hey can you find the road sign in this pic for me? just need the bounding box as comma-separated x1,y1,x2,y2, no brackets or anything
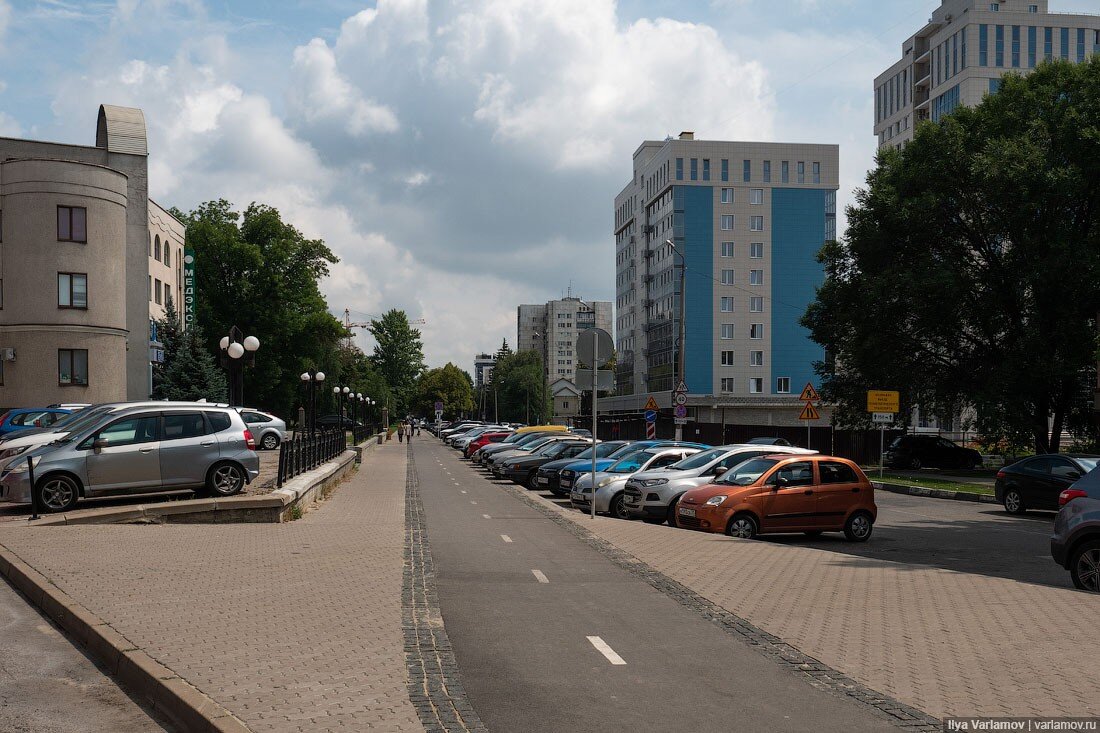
674,405,687,419
674,392,688,406
799,403,821,421
576,328,614,368
643,396,660,412
576,369,614,391
673,380,688,395
674,417,688,425
799,383,820,402
434,401,443,412
645,421,656,439
644,410,657,423
872,412,894,424
867,390,900,413
435,409,444,420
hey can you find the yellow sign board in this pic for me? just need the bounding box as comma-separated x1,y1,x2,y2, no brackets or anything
643,396,660,412
799,383,820,402
867,390,900,413
799,403,820,421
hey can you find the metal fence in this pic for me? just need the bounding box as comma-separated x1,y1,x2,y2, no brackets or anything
351,425,375,444
276,429,348,488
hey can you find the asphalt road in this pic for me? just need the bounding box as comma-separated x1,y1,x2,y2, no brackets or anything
414,439,891,733
0,577,171,733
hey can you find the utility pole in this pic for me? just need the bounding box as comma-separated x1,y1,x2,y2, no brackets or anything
667,239,687,441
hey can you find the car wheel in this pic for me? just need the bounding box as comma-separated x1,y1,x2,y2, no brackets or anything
967,457,981,470
609,493,629,520
1003,488,1026,515
909,458,922,470
35,474,80,513
726,513,758,539
843,511,874,542
207,462,245,497
666,496,684,526
261,433,280,451
527,472,540,490
1070,540,1100,593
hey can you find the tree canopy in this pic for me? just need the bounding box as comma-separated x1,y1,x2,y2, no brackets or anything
415,363,474,420
490,350,551,424
803,59,1100,453
369,309,426,417
152,297,227,402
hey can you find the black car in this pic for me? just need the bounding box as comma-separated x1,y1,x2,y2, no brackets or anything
746,437,792,446
883,435,982,470
315,415,363,430
535,441,630,496
499,440,593,489
996,454,1100,514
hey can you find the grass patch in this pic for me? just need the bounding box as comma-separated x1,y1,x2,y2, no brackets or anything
871,471,995,496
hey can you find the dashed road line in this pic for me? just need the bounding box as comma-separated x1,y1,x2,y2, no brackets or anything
531,569,549,584
500,535,513,543
482,514,491,519
587,636,626,665
470,501,477,505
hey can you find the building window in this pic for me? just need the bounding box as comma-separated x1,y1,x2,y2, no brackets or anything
742,160,751,183
990,2,999,10
155,278,162,305
58,349,89,386
721,188,734,204
721,242,735,257
57,206,87,243
1028,4,1037,12
721,269,735,285
932,84,961,122
676,158,684,180
1045,27,1053,60
781,161,789,183
750,296,763,312
721,351,735,366
164,283,171,306
750,351,763,367
980,24,989,65
57,272,88,309
720,297,734,312
1078,28,1086,62
721,159,729,182
154,235,161,262
1029,25,1037,67
812,162,821,184
750,189,764,205
749,378,763,394
1060,27,1069,60
164,244,170,266
749,269,764,286
721,215,734,230
989,78,1002,93
797,162,805,184
721,378,735,393
763,160,771,183
776,377,791,394
721,324,735,339
750,216,764,231
690,158,698,180
1012,25,1020,67
749,323,763,339
750,242,764,258
702,159,711,181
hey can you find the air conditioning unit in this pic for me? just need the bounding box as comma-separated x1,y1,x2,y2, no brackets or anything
0,348,14,361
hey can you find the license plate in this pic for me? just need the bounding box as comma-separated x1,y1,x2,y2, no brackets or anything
538,477,549,485
678,507,696,517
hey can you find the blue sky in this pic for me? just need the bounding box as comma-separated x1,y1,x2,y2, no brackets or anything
2,0,1096,370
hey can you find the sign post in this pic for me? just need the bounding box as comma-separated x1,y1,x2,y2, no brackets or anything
798,383,821,450
672,380,688,441
643,396,659,440
577,328,614,519
867,391,900,479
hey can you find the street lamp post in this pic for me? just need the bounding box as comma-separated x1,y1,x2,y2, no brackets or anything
299,369,326,436
334,386,350,432
219,326,260,407
666,239,687,441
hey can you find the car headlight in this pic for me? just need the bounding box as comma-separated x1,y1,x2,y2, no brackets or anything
705,495,727,506
597,477,616,488
640,478,668,487
0,445,30,460
9,455,41,473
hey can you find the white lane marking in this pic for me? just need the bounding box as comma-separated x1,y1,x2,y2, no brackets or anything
501,535,513,543
531,569,549,584
482,514,492,519
460,490,467,494
587,636,626,665
470,501,477,505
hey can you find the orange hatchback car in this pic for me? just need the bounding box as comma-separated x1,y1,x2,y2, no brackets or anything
675,454,877,541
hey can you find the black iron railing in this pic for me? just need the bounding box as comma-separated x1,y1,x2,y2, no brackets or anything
351,425,374,444
276,429,348,488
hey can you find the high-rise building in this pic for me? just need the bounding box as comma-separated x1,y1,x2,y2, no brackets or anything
875,0,1100,150
611,132,838,407
473,352,496,390
516,297,613,385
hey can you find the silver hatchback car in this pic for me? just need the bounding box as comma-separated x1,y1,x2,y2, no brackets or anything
0,405,260,513
238,409,288,451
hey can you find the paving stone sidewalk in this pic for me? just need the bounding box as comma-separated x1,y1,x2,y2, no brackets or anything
504,485,1100,721
0,442,422,733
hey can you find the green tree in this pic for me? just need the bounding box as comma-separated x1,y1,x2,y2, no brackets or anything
369,309,426,417
415,363,475,420
173,201,346,419
491,350,551,424
153,319,227,402
803,59,1100,453
151,294,182,394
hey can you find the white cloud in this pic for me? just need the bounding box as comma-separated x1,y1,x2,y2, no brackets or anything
0,111,20,137
289,38,399,136
0,0,9,40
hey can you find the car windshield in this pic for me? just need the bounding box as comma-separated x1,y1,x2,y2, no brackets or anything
608,451,660,473
1075,458,1099,473
530,441,565,456
50,407,121,443
46,409,87,428
718,458,779,486
608,443,644,459
539,442,575,458
523,436,558,450
672,447,727,471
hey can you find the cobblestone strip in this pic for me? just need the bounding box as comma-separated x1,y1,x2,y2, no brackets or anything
404,447,489,733
491,479,942,733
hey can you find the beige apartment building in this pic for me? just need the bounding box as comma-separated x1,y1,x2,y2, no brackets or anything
875,0,1100,150
517,297,613,384
0,105,185,407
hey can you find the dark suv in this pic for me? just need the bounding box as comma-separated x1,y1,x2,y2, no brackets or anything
1051,468,1100,593
883,435,982,470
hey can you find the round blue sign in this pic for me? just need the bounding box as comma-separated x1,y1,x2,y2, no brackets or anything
644,410,657,423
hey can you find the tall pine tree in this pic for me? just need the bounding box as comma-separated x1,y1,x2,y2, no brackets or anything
153,301,227,402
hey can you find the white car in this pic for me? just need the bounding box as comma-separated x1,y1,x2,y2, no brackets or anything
571,446,703,518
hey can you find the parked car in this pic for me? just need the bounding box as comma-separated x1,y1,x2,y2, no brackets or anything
465,431,513,458
675,454,876,541
238,409,288,450
557,440,710,493
570,447,703,518
452,426,509,449
746,437,793,446
315,415,363,430
995,454,1100,514
0,408,72,436
624,444,817,525
883,435,982,470
1051,468,1100,592
498,439,594,488
488,434,579,474
536,441,630,496
0,405,260,512
474,430,560,465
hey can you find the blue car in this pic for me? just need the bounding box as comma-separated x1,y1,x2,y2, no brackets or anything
0,408,72,437
556,440,710,492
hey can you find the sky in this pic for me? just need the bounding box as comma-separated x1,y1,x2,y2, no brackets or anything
2,0,1096,372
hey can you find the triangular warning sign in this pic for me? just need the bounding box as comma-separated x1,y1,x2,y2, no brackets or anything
799,383,820,402
673,380,688,395
643,396,660,411
799,403,820,421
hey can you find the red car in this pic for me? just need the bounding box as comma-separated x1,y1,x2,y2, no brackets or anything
466,432,513,459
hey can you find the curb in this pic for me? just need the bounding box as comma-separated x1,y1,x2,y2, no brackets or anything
873,481,998,504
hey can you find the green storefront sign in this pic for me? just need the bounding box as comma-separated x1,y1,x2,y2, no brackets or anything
183,247,196,328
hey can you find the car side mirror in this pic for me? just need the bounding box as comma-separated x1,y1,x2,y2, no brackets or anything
1068,471,1082,481
712,465,726,475
92,438,108,454
771,476,789,489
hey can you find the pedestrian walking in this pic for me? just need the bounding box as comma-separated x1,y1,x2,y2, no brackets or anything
397,420,405,443
407,421,415,440
415,420,421,437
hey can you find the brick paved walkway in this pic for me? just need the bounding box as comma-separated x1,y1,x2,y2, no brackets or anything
499,482,1100,721
0,442,422,732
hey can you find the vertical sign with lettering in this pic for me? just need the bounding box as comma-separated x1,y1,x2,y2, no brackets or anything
183,248,196,329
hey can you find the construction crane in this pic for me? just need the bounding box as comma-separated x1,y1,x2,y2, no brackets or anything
343,309,425,347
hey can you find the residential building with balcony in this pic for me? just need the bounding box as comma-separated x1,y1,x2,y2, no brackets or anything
516,297,612,386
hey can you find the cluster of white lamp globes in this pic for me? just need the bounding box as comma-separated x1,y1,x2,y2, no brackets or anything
219,335,260,359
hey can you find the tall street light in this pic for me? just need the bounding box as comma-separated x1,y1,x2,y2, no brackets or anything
666,239,687,441
334,386,351,431
299,369,325,436
219,326,260,407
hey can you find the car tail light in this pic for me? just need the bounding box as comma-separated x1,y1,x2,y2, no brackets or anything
244,429,256,451
1059,489,1088,507
996,470,1006,479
